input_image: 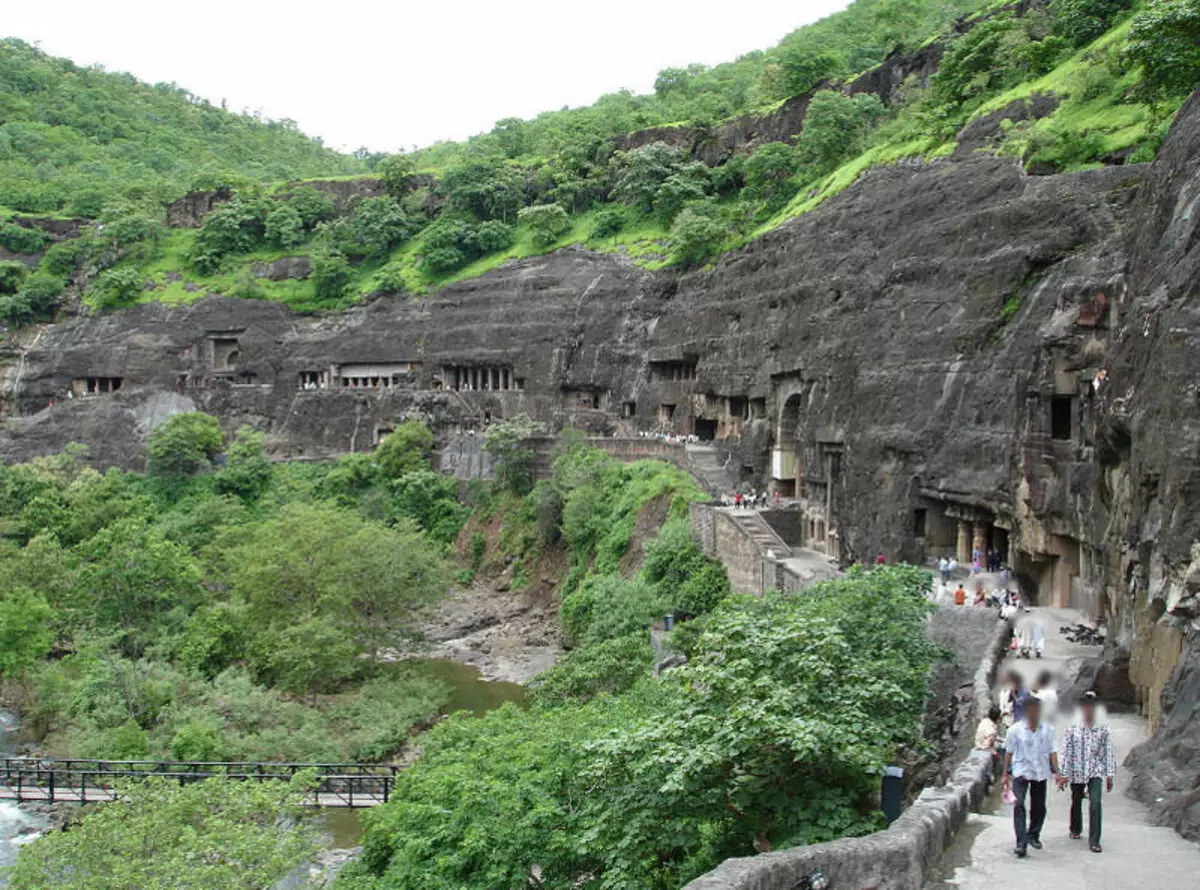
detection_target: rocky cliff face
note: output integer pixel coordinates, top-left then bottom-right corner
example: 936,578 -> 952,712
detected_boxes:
3,86 -> 1198,839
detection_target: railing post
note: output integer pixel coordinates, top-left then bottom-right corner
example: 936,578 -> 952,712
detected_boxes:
48,768 -> 54,803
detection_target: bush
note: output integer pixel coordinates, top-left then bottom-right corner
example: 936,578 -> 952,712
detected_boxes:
15,272 -> 66,316
0,260 -> 30,294
375,419 -> 434,478
89,266 -> 144,308
1051,0 -> 1131,47
265,203 -> 305,247
147,412 -> 224,478
0,221 -> 52,254
591,207 -> 626,239
371,261 -> 408,293
311,247 -> 351,302
216,425 -> 271,500
1123,0 -> 1200,102
668,204 -> 726,266
531,632 -> 654,702
518,202 -> 571,246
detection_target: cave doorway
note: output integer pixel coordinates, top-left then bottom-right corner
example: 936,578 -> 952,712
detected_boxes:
694,418 -> 717,440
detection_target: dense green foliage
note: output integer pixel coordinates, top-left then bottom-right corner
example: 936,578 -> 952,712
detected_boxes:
345,566 -> 940,889
0,416 -> 462,762
0,38 -> 358,215
9,776 -> 317,890
3,0 -> 1193,319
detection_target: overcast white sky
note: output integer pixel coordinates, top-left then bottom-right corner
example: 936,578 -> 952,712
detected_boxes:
5,0 -> 851,153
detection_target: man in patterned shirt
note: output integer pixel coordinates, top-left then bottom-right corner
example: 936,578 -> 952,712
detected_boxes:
1056,690 -> 1116,852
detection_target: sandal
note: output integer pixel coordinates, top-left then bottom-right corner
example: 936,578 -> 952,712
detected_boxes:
1069,833 -> 1081,840
1090,845 -> 1102,853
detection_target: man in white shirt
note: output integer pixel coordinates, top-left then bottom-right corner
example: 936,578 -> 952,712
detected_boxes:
1002,694 -> 1060,858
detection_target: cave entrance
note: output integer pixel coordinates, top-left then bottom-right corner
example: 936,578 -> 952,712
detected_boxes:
693,418 -> 717,440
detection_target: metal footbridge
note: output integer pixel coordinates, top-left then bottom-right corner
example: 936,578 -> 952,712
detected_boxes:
0,758 -> 401,807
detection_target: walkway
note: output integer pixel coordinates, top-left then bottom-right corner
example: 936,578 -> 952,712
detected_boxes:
926,605 -> 1200,889
0,758 -> 401,808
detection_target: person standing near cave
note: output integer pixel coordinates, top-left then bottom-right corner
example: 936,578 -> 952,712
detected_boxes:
1058,691 -> 1116,853
1003,694 -> 1059,858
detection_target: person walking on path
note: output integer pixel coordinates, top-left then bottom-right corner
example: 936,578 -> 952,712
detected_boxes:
939,556 -> 950,584
1058,691 -> 1116,853
999,670 -> 1029,731
1002,694 -> 1060,858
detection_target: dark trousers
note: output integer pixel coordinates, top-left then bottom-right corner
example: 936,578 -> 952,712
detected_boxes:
1013,777 -> 1047,850
1070,778 -> 1104,846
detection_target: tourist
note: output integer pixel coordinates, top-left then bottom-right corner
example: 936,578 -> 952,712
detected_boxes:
773,489 -> 781,506
939,556 -> 950,584
734,492 -> 743,509
948,556 -> 958,576
973,586 -> 987,606
975,704 -> 1002,752
876,552 -> 886,566
1031,617 -> 1046,658
1058,691 -> 1116,853
999,670 -> 1029,731
954,583 -> 967,606
972,548 -> 982,574
1032,670 -> 1058,727
1002,693 -> 1059,858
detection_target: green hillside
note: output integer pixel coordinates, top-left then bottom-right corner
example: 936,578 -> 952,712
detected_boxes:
0,0 -> 1196,325
0,37 -> 361,216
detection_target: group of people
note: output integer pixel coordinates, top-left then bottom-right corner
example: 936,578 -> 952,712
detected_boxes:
976,667 -> 1117,858
719,489 -> 778,509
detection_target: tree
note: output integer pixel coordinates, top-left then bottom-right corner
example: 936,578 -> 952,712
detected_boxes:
761,47 -> 840,101
311,246 -> 351,302
264,202 -> 305,247
442,158 -> 525,222
15,272 -> 66,316
8,776 -> 317,890
0,260 -> 30,294
1052,0 -> 1131,47
147,412 -> 223,477
229,503 -> 449,670
1123,0 -> 1200,102
72,519 -> 205,654
375,419 -> 434,478
345,196 -> 415,258
377,153 -> 417,195
483,414 -> 545,494
216,425 -> 272,500
668,203 -> 726,266
90,266 -> 146,309
612,142 -> 710,223
797,90 -> 886,175
518,202 -> 571,246
592,207 -> 626,239
0,586 -> 55,677
741,141 -> 802,205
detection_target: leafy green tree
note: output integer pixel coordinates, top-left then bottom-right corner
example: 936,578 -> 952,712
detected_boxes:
518,202 -> 572,246
668,203 -> 726,266
1052,0 -> 1131,47
89,266 -> 145,308
612,142 -> 710,223
561,573 -> 667,646
472,219 -> 516,253
72,519 -> 205,655
0,221 -> 52,254
384,470 -> 471,545
377,153 -> 417,195
531,632 -> 654,702
761,47 -> 841,101
216,425 -> 272,500
264,202 -> 305,247
0,260 -> 29,294
189,196 -> 270,273
8,776 -> 317,890
15,271 -> 66,316
311,246 -> 352,302
741,141 -> 802,205
442,158 -> 525,222
0,586 -> 55,677
147,412 -> 224,477
1123,0 -> 1200,101
797,90 -> 886,174
375,419 -> 434,477
344,196 -> 415,258
592,207 -> 626,239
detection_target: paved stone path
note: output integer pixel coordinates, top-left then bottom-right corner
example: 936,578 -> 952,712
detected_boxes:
926,605 -> 1200,889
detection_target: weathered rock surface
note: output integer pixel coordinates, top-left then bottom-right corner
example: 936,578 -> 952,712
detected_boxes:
2,79 -> 1200,848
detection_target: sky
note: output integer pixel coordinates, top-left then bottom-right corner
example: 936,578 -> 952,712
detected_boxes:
4,0 -> 850,153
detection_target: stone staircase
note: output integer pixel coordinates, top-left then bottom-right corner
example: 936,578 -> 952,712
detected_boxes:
684,443 -> 739,495
727,508 -> 792,558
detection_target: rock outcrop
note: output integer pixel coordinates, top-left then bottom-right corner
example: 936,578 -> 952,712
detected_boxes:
2,80 -> 1199,845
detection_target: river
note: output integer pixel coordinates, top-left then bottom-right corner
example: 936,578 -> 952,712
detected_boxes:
0,660 -> 527,884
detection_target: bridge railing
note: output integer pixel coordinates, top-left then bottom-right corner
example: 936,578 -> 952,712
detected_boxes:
0,758 -> 402,807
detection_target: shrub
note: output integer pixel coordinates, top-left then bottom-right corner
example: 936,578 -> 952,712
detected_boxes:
668,204 -> 726,266
311,248 -> 351,302
16,272 -> 66,315
518,202 -> 571,246
0,221 -> 52,254
0,260 -> 30,294
265,203 -> 305,247
147,412 -> 224,477
375,419 -> 434,478
591,207 -> 626,239
89,266 -> 144,308
1123,0 -> 1200,102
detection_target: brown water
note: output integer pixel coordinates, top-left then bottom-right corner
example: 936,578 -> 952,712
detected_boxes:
312,658 -> 528,847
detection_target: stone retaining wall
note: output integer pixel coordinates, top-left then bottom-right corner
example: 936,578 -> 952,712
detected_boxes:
682,617 -> 1012,890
